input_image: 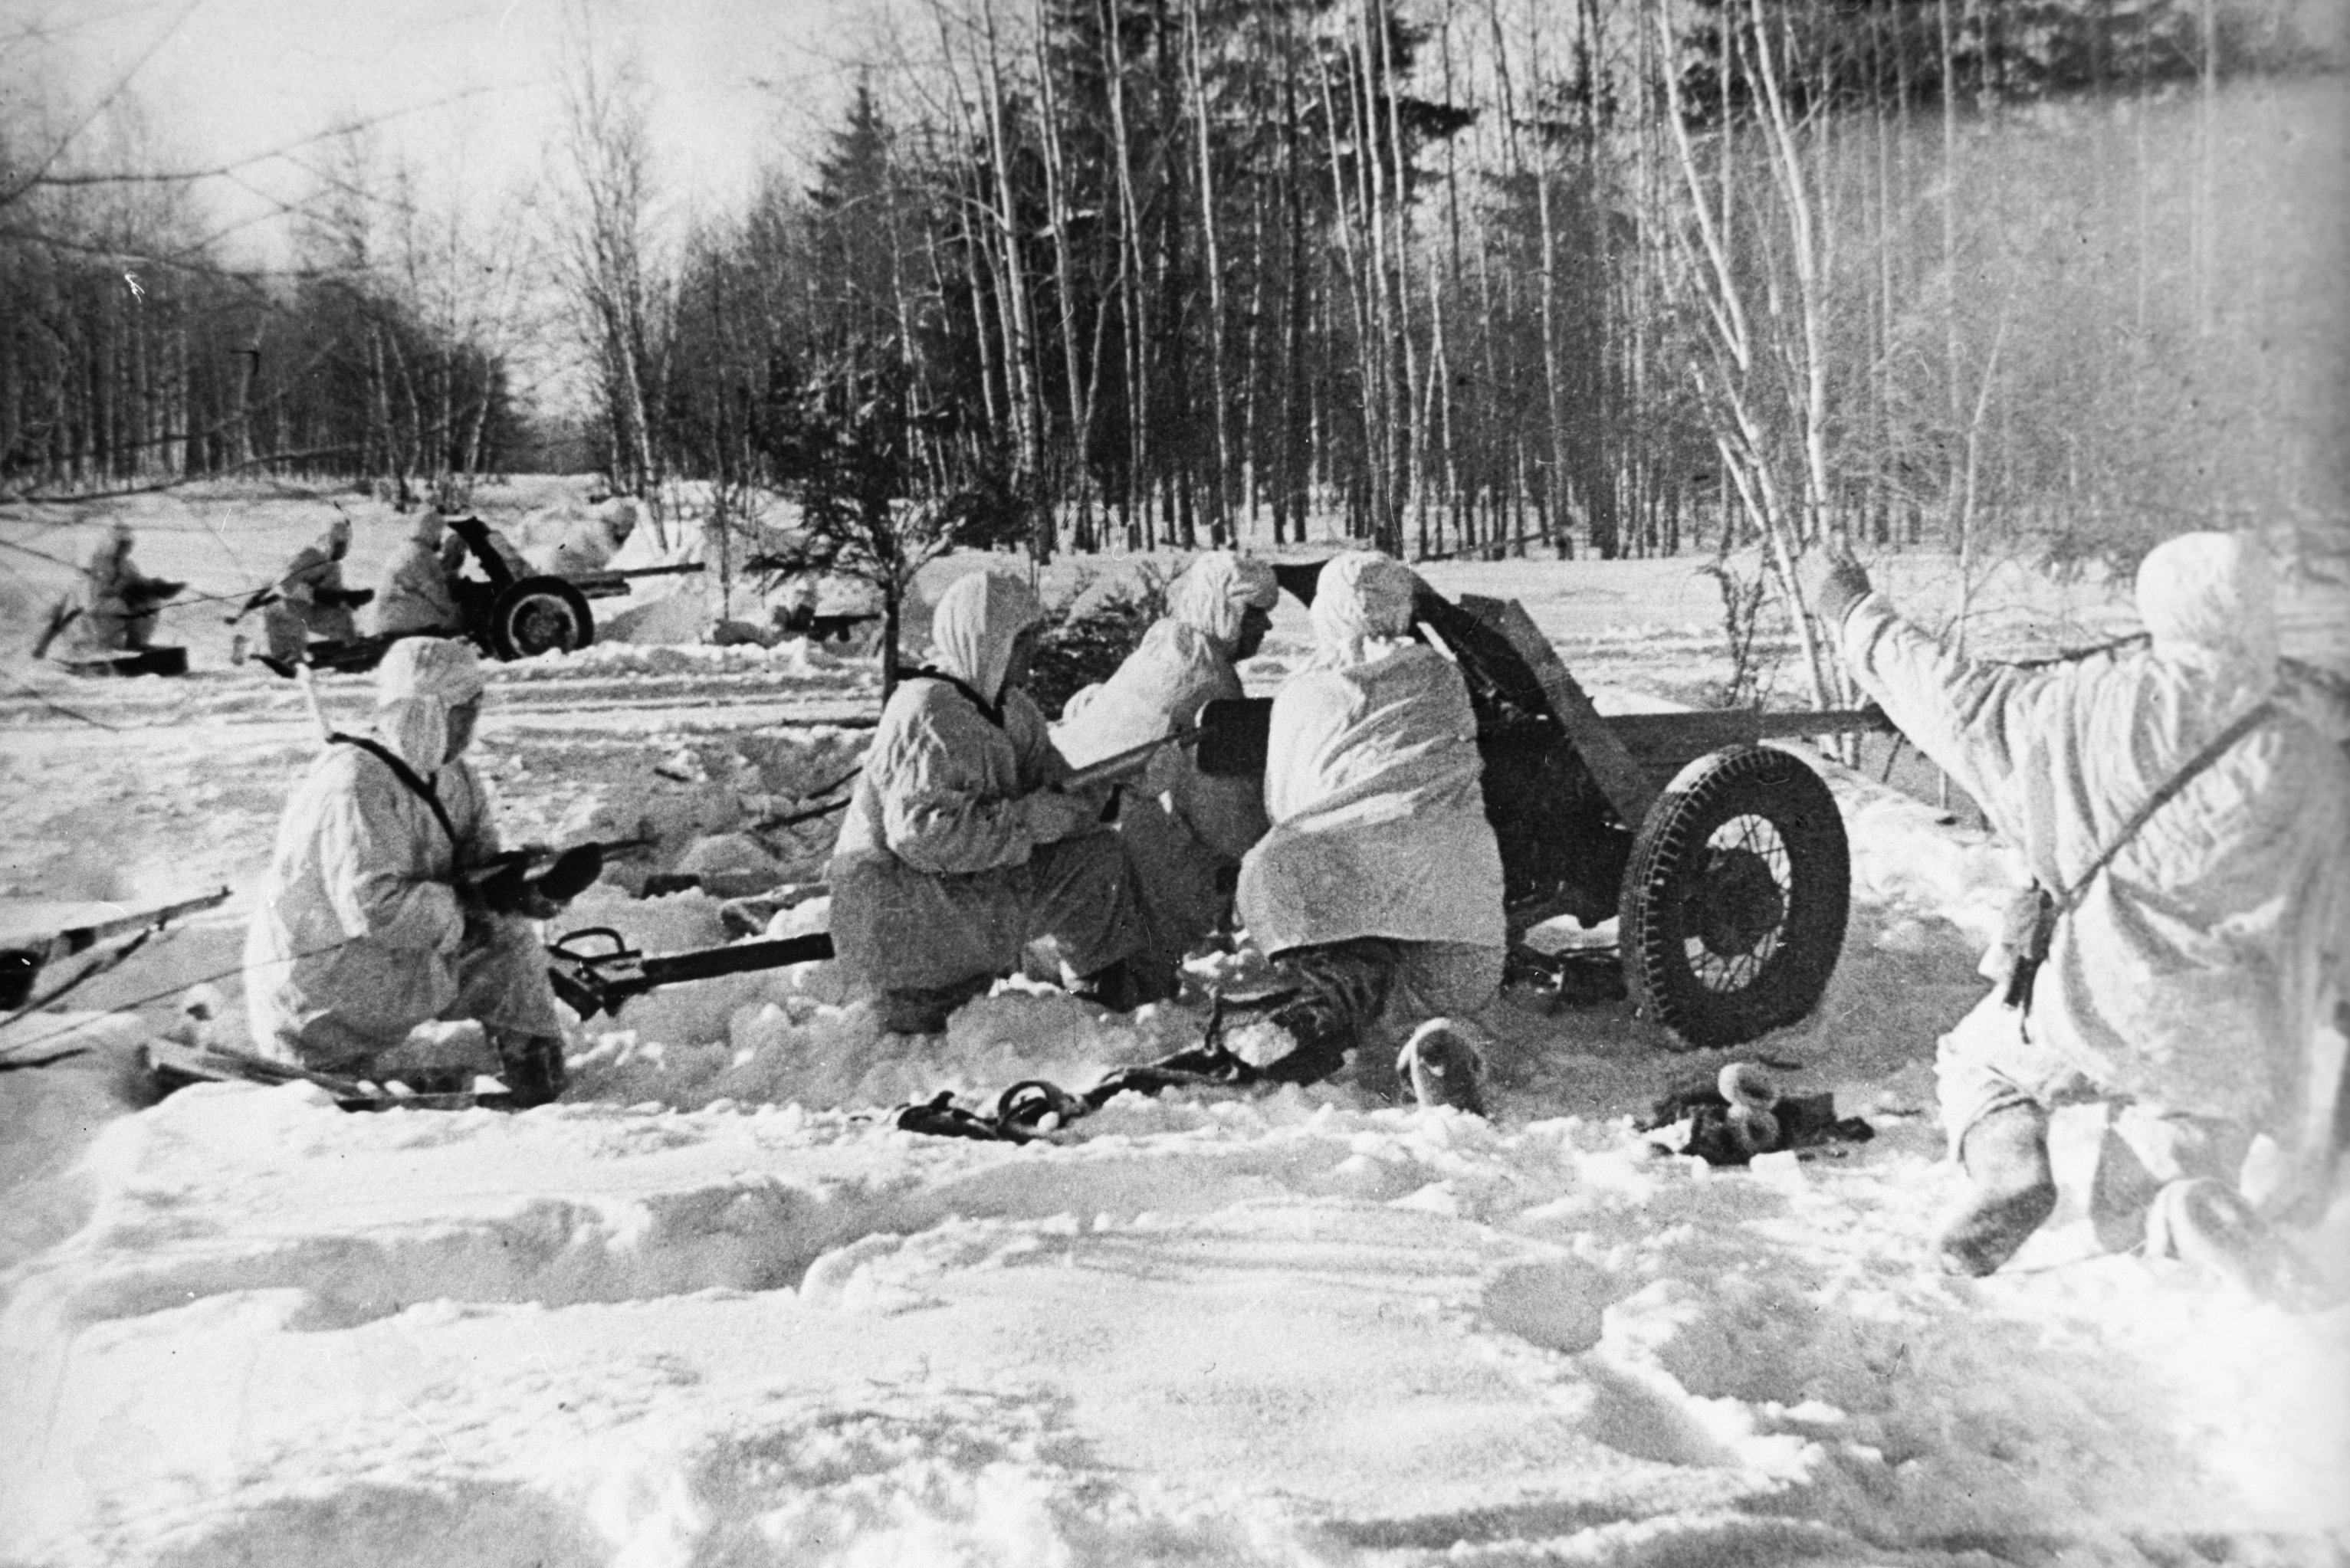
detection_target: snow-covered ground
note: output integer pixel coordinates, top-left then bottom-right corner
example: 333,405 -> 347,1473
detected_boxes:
3,487 -> 2348,1567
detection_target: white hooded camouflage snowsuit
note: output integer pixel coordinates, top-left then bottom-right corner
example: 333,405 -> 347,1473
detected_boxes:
1055,553 -> 1278,986
828,572 -> 1143,1031
244,638 -> 563,1072
75,524 -> 169,652
374,512 -> 462,637
1832,532 -> 2350,1206
1234,553 -> 1507,1060
261,522 -> 357,661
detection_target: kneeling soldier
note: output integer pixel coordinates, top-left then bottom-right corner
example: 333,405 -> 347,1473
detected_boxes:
243,638 -> 570,1104
827,571 -> 1149,1034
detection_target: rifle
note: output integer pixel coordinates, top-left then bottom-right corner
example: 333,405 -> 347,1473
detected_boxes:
545,926 -> 836,1019
1057,720 -> 1204,792
231,585 -> 372,625
0,887 -> 233,1011
30,600 -> 80,660
461,837 -> 655,915
741,715 -> 1228,838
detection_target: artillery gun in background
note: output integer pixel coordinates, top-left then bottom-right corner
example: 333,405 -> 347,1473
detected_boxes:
261,517 -> 880,677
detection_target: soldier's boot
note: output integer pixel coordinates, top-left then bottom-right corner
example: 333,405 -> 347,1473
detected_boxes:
493,1030 -> 568,1110
1936,1101 -> 2057,1277
1072,954 -> 1177,1012
1397,1019 -> 1489,1117
2145,1179 -> 2329,1310
875,975 -> 994,1037
1235,993 -> 1357,1088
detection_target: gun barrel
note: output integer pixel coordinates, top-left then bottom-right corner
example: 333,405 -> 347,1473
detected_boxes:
552,930 -> 836,1019
1060,722 -> 1201,792
45,887 -> 232,959
636,932 -> 835,987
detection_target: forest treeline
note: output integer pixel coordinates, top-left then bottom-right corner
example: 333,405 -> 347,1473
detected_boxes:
0,110 -> 532,507
5,0 -> 2342,577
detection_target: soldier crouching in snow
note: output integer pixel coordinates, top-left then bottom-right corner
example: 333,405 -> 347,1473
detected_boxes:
243,638 -> 571,1106
373,510 -> 464,637
1053,551 -> 1279,997
259,517 -> 360,662
1223,552 -> 1507,1097
77,520 -> 180,653
825,570 -> 1153,1035
1806,532 -> 2350,1301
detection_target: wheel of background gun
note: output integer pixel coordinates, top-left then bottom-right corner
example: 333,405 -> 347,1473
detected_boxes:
488,576 -> 594,660
1617,744 -> 1849,1051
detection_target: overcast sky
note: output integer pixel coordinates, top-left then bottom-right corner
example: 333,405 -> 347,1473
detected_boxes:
21,0 -> 872,261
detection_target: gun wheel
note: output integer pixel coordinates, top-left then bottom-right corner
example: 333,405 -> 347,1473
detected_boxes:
1619,745 -> 1849,1051
489,576 -> 594,660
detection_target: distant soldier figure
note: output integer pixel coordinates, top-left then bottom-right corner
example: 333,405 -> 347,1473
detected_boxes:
244,638 -> 570,1105
374,510 -> 463,637
74,521 -> 181,653
1225,552 -> 1507,1091
1807,532 -> 2350,1299
259,517 -> 360,661
1055,552 -> 1280,996
826,571 -> 1150,1034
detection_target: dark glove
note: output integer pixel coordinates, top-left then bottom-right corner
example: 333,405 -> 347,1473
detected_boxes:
1800,546 -> 1872,628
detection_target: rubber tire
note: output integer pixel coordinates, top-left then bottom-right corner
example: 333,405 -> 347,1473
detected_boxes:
1619,744 -> 1849,1051
488,576 -> 594,660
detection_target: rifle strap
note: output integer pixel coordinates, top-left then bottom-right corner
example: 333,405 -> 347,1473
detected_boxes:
330,733 -> 461,853
2050,700 -> 2274,914
904,666 -> 1004,727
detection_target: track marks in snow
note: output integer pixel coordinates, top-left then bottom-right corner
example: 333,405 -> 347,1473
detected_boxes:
146,1481 -> 611,1568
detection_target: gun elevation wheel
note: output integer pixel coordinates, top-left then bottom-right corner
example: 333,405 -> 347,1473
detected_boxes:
489,576 -> 594,660
1619,744 -> 1849,1051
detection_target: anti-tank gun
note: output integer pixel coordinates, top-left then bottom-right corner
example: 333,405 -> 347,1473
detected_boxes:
531,570 -> 1887,1051
1230,561 -> 1889,1050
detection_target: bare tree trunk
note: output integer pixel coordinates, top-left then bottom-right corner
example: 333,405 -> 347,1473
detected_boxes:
1184,0 -> 1235,545
1372,0 -> 1424,555
1103,0 -> 1150,545
1034,0 -> 1097,549
975,0 -> 1049,559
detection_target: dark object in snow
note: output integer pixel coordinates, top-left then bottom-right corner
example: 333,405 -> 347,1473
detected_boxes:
1506,946 -> 1630,1008
145,1039 -> 515,1112
542,927 -> 836,1019
1230,561 -> 1889,1050
890,1091 -> 1041,1143
893,977 -> 1420,1146
60,645 -> 189,677
1636,1071 -> 1874,1166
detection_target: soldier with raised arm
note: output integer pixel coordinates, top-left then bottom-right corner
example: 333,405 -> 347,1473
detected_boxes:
1807,533 -> 2349,1300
